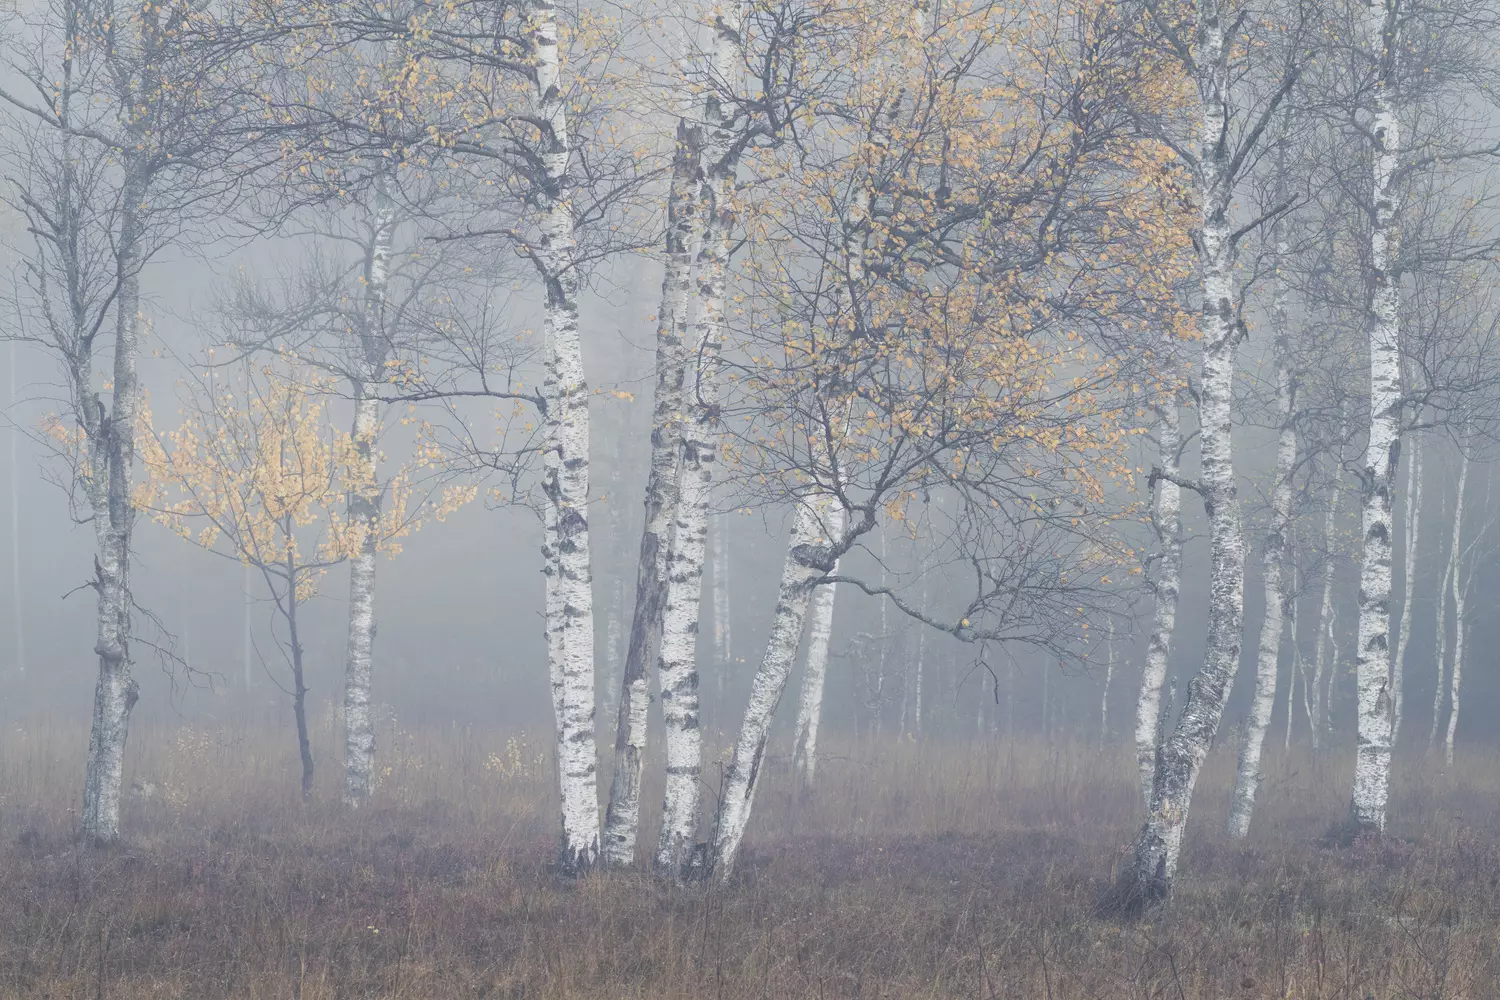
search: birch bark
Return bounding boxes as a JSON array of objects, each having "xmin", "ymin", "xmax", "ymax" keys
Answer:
[
  {"xmin": 1227, "ymin": 305, "xmax": 1296, "ymax": 838},
  {"xmin": 650, "ymin": 0, "xmax": 748, "ymax": 874},
  {"xmin": 601, "ymin": 117, "xmax": 699, "ymax": 866},
  {"xmin": 792, "ymin": 545, "xmax": 842, "ymax": 785},
  {"xmin": 713, "ymin": 498, "xmax": 836, "ymax": 881},
  {"xmin": 1348, "ymin": 0, "xmax": 1402, "ymax": 835},
  {"xmin": 529, "ymin": 0, "xmax": 599, "ymax": 872},
  {"xmin": 654, "ymin": 134, "xmax": 739, "ymax": 876},
  {"xmin": 1122, "ymin": 0, "xmax": 1246, "ymax": 902},
  {"xmin": 1137, "ymin": 402, "xmax": 1182, "ymax": 806},
  {"xmin": 343, "ymin": 168, "xmax": 397, "ymax": 807},
  {"xmin": 653, "ymin": 365, "xmax": 716, "ymax": 876}
]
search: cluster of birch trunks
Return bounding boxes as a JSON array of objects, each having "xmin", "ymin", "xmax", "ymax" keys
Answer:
[{"xmin": 4, "ymin": 0, "xmax": 1500, "ymax": 910}]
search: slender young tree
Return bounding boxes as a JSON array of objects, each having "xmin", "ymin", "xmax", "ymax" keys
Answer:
[
  {"xmin": 138, "ymin": 364, "xmax": 461, "ymax": 796},
  {"xmin": 1227, "ymin": 227, "xmax": 1298, "ymax": 839},
  {"xmin": 3, "ymin": 0, "xmax": 267, "ymax": 842},
  {"xmin": 1441, "ymin": 437, "xmax": 1473, "ymax": 767}
]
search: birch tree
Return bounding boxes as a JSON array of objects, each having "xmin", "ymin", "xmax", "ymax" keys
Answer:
[
  {"xmin": 1227, "ymin": 189, "xmax": 1298, "ymax": 838},
  {"xmin": 137, "ymin": 362, "xmax": 465, "ymax": 796},
  {"xmin": 2, "ymin": 0, "xmax": 267, "ymax": 842},
  {"xmin": 604, "ymin": 0, "xmax": 753, "ymax": 867},
  {"xmin": 711, "ymin": 0, "xmax": 1192, "ymax": 881},
  {"xmin": 1116, "ymin": 0, "xmax": 1303, "ymax": 906},
  {"xmin": 791, "ymin": 566, "xmax": 840, "ymax": 786}
]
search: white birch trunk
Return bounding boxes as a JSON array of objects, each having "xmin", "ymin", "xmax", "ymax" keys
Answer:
[
  {"xmin": 81, "ymin": 180, "xmax": 145, "ymax": 845},
  {"xmin": 1348, "ymin": 0, "xmax": 1402, "ymax": 834},
  {"xmin": 530, "ymin": 0, "xmax": 599, "ymax": 871},
  {"xmin": 1227, "ymin": 312, "xmax": 1296, "ymax": 838},
  {"xmin": 652, "ymin": 6, "xmax": 748, "ymax": 872},
  {"xmin": 654, "ymin": 377, "xmax": 716, "ymax": 877},
  {"xmin": 713, "ymin": 499, "xmax": 836, "ymax": 881},
  {"xmin": 601, "ymin": 124, "xmax": 698, "ymax": 867},
  {"xmin": 1136, "ymin": 403, "xmax": 1182, "ymax": 806},
  {"xmin": 1391, "ymin": 433, "xmax": 1421, "ymax": 744},
  {"xmin": 343, "ymin": 169, "xmax": 397, "ymax": 807},
  {"xmin": 1442, "ymin": 442, "xmax": 1469, "ymax": 768},
  {"xmin": 792, "ymin": 549, "xmax": 841, "ymax": 785},
  {"xmin": 1123, "ymin": 2, "xmax": 1245, "ymax": 901},
  {"xmin": 654, "ymin": 183, "xmax": 736, "ymax": 877}
]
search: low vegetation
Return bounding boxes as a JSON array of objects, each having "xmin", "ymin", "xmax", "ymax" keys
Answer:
[{"xmin": 2, "ymin": 720, "xmax": 1497, "ymax": 999}]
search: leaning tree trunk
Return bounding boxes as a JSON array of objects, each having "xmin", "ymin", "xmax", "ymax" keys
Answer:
[
  {"xmin": 1136, "ymin": 401, "xmax": 1183, "ymax": 807},
  {"xmin": 1390, "ymin": 432, "xmax": 1421, "ymax": 744},
  {"xmin": 713, "ymin": 498, "xmax": 836, "ymax": 881},
  {"xmin": 792, "ymin": 548, "xmax": 842, "ymax": 786},
  {"xmin": 81, "ymin": 184, "xmax": 145, "ymax": 846},
  {"xmin": 343, "ymin": 171, "xmax": 397, "ymax": 807},
  {"xmin": 1120, "ymin": 4, "xmax": 1245, "ymax": 902},
  {"xmin": 1348, "ymin": 0, "xmax": 1402, "ymax": 836},
  {"xmin": 600, "ymin": 117, "xmax": 701, "ymax": 868},
  {"xmin": 1227, "ymin": 307, "xmax": 1296, "ymax": 839},
  {"xmin": 530, "ymin": 0, "xmax": 599, "ymax": 872},
  {"xmin": 1442, "ymin": 440, "xmax": 1470, "ymax": 768}
]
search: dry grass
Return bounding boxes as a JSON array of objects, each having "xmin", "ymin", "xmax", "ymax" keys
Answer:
[{"xmin": 2, "ymin": 715, "xmax": 1499, "ymax": 999}]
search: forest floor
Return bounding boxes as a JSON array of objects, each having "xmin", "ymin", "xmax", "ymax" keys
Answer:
[{"xmin": 1, "ymin": 717, "xmax": 1498, "ymax": 999}]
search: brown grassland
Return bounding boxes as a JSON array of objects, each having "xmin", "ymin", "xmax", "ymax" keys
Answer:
[{"xmin": 1, "ymin": 714, "xmax": 1498, "ymax": 999}]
